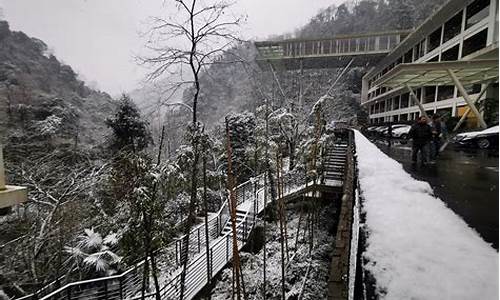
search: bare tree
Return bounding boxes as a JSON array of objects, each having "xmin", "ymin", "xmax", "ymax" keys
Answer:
[
  {"xmin": 11, "ymin": 151, "xmax": 106, "ymax": 286},
  {"xmin": 140, "ymin": 1, "xmax": 242, "ymax": 298}
]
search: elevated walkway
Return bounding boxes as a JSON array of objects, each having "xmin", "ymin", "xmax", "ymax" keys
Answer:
[{"xmin": 255, "ymin": 30, "xmax": 411, "ymax": 70}]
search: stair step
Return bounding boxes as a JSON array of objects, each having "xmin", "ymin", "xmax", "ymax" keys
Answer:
[
  {"xmin": 325, "ymin": 172, "xmax": 343, "ymax": 175},
  {"xmin": 325, "ymin": 173, "xmax": 343, "ymax": 177}
]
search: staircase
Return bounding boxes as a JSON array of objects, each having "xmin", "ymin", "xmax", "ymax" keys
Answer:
[
  {"xmin": 221, "ymin": 209, "xmax": 247, "ymax": 236},
  {"xmin": 323, "ymin": 141, "xmax": 348, "ymax": 186}
]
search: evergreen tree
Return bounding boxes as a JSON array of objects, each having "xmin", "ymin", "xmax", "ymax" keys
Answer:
[
  {"xmin": 106, "ymin": 94, "xmax": 152, "ymax": 153},
  {"xmin": 226, "ymin": 112, "xmax": 257, "ymax": 183}
]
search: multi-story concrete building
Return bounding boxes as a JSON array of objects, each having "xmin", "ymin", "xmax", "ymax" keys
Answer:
[{"xmin": 361, "ymin": 0, "xmax": 499, "ymax": 127}]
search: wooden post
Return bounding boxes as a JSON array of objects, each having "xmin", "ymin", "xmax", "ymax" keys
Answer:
[
  {"xmin": 447, "ymin": 69, "xmax": 488, "ymax": 128},
  {"xmin": 406, "ymin": 84, "xmax": 429, "ymax": 120},
  {"xmin": 225, "ymin": 118, "xmax": 242, "ymax": 300}
]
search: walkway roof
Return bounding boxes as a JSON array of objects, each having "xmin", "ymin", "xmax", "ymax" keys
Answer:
[{"xmin": 372, "ymin": 59, "xmax": 499, "ymax": 88}]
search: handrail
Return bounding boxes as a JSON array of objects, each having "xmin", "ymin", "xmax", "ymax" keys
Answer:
[{"xmin": 26, "ymin": 174, "xmax": 266, "ymax": 300}]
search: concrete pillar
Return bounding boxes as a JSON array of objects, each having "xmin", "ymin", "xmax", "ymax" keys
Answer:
[
  {"xmin": 447, "ymin": 69, "xmax": 488, "ymax": 129},
  {"xmin": 406, "ymin": 85, "xmax": 429, "ymax": 120}
]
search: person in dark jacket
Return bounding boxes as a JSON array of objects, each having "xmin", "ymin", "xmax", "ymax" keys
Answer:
[
  {"xmin": 430, "ymin": 114, "xmax": 442, "ymax": 160},
  {"xmin": 387, "ymin": 124, "xmax": 393, "ymax": 147},
  {"xmin": 409, "ymin": 116, "xmax": 432, "ymax": 164}
]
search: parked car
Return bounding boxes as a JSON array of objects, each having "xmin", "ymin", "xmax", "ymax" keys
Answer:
[
  {"xmin": 374, "ymin": 126, "xmax": 387, "ymax": 135},
  {"xmin": 381, "ymin": 124, "xmax": 409, "ymax": 136},
  {"xmin": 392, "ymin": 125, "xmax": 412, "ymax": 140},
  {"xmin": 452, "ymin": 125, "xmax": 499, "ymax": 149}
]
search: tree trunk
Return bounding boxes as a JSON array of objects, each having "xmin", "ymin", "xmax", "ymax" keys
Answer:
[
  {"xmin": 179, "ymin": 138, "xmax": 199, "ymax": 300},
  {"xmin": 150, "ymin": 249, "xmax": 161, "ymax": 300},
  {"xmin": 225, "ymin": 118, "xmax": 242, "ymax": 300},
  {"xmin": 203, "ymin": 149, "xmax": 211, "ymax": 294}
]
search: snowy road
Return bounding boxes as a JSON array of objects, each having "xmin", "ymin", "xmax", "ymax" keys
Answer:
[{"xmin": 355, "ymin": 131, "xmax": 498, "ymax": 300}]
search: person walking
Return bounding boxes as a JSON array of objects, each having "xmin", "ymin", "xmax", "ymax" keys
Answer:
[
  {"xmin": 409, "ymin": 116, "xmax": 432, "ymax": 165},
  {"xmin": 387, "ymin": 123, "xmax": 393, "ymax": 147},
  {"xmin": 430, "ymin": 114, "xmax": 443, "ymax": 161}
]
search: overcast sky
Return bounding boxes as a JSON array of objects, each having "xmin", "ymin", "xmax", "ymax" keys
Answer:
[{"xmin": 0, "ymin": 0, "xmax": 339, "ymax": 96}]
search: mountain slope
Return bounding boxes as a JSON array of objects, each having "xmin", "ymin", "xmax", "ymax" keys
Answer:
[{"xmin": 0, "ymin": 20, "xmax": 115, "ymax": 148}]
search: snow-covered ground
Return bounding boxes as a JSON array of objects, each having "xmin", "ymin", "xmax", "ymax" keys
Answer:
[
  {"xmin": 354, "ymin": 131, "xmax": 498, "ymax": 299},
  {"xmin": 210, "ymin": 203, "xmax": 337, "ymax": 299}
]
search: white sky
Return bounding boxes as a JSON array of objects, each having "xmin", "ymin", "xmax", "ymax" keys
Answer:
[{"xmin": 0, "ymin": 0, "xmax": 339, "ymax": 96}]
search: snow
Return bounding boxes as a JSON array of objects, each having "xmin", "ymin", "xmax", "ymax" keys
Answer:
[
  {"xmin": 455, "ymin": 125, "xmax": 499, "ymax": 140},
  {"xmin": 354, "ymin": 130, "xmax": 498, "ymax": 300}
]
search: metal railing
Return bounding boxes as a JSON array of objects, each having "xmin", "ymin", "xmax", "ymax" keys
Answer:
[
  {"xmin": 24, "ymin": 174, "xmax": 267, "ymax": 300},
  {"xmin": 131, "ymin": 183, "xmax": 261, "ymax": 300},
  {"xmin": 26, "ymin": 260, "xmax": 146, "ymax": 300},
  {"xmin": 17, "ymin": 158, "xmax": 327, "ymax": 300}
]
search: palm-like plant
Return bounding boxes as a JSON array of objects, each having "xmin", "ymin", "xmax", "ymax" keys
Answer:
[{"xmin": 65, "ymin": 228, "xmax": 122, "ymax": 277}]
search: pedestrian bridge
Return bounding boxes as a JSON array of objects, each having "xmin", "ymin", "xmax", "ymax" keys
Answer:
[{"xmin": 255, "ymin": 30, "xmax": 411, "ymax": 70}]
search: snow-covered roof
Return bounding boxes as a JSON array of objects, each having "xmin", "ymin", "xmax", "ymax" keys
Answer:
[
  {"xmin": 354, "ymin": 131, "xmax": 498, "ymax": 299},
  {"xmin": 373, "ymin": 59, "xmax": 498, "ymax": 88}
]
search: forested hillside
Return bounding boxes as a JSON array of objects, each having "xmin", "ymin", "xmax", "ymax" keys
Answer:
[
  {"xmin": 0, "ymin": 20, "xmax": 118, "ymax": 297},
  {"xmin": 0, "ymin": 21, "xmax": 116, "ymax": 148}
]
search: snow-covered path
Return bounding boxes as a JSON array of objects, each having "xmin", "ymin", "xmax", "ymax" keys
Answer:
[{"xmin": 354, "ymin": 131, "xmax": 498, "ymax": 300}]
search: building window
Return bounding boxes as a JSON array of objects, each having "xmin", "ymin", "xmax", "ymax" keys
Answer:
[
  {"xmin": 416, "ymin": 88, "xmax": 422, "ymax": 102},
  {"xmin": 400, "ymin": 114, "xmax": 408, "ymax": 121},
  {"xmin": 466, "ymin": 0, "xmax": 490, "ymax": 29},
  {"xmin": 359, "ymin": 38, "xmax": 366, "ymax": 51},
  {"xmin": 441, "ymin": 44, "xmax": 459, "ymax": 61},
  {"xmin": 403, "ymin": 49, "xmax": 413, "ymax": 63},
  {"xmin": 380, "ymin": 101, "xmax": 386, "ymax": 112},
  {"xmin": 393, "ymin": 96, "xmax": 400, "ymax": 110},
  {"xmin": 414, "ymin": 39, "xmax": 425, "ymax": 60},
  {"xmin": 349, "ymin": 39, "xmax": 357, "ymax": 52},
  {"xmin": 427, "ymin": 27, "xmax": 442, "ymax": 52},
  {"xmin": 400, "ymin": 93, "xmax": 409, "ymax": 108},
  {"xmin": 341, "ymin": 39, "xmax": 349, "ymax": 52},
  {"xmin": 462, "ymin": 28, "xmax": 488, "ymax": 57},
  {"xmin": 424, "ymin": 86, "xmax": 436, "ymax": 103},
  {"xmin": 436, "ymin": 108, "xmax": 453, "ymax": 119},
  {"xmin": 437, "ymin": 85, "xmax": 455, "ymax": 101},
  {"xmin": 443, "ymin": 10, "xmax": 463, "ymax": 43},
  {"xmin": 389, "ymin": 35, "xmax": 398, "ymax": 48},
  {"xmin": 379, "ymin": 36, "xmax": 389, "ymax": 50},
  {"xmin": 368, "ymin": 37, "xmax": 376, "ymax": 51},
  {"xmin": 393, "ymin": 115, "xmax": 399, "ymax": 122}
]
